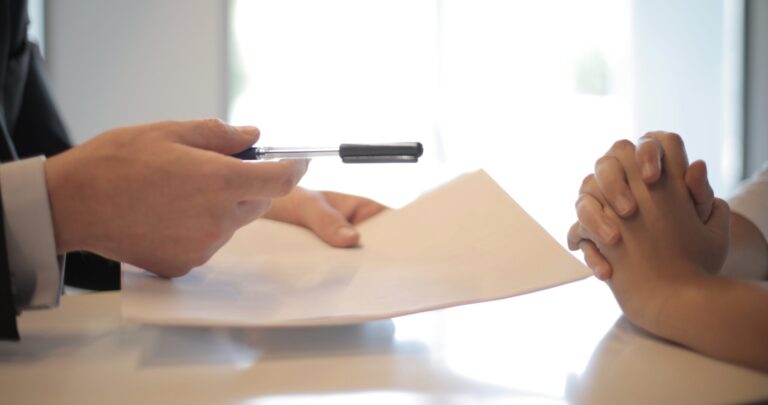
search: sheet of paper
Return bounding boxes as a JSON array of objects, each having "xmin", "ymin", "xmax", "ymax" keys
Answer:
[{"xmin": 122, "ymin": 170, "xmax": 591, "ymax": 327}]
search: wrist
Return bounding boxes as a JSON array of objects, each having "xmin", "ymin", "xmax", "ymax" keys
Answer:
[
  {"xmin": 617, "ymin": 260, "xmax": 707, "ymax": 334},
  {"xmin": 44, "ymin": 153, "xmax": 86, "ymax": 253},
  {"xmin": 643, "ymin": 268, "xmax": 712, "ymax": 339}
]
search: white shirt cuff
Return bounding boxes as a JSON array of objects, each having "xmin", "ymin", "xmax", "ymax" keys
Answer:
[
  {"xmin": 0, "ymin": 156, "xmax": 63, "ymax": 310},
  {"xmin": 729, "ymin": 162, "xmax": 768, "ymax": 244}
]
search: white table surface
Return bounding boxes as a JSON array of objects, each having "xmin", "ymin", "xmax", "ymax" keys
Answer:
[{"xmin": 1, "ymin": 277, "xmax": 767, "ymax": 404}]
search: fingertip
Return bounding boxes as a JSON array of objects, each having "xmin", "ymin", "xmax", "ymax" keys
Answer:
[
  {"xmin": 692, "ymin": 159, "xmax": 707, "ymax": 174},
  {"xmin": 593, "ymin": 264, "xmax": 613, "ymax": 281},
  {"xmin": 237, "ymin": 126, "xmax": 260, "ymax": 143},
  {"xmin": 687, "ymin": 159, "xmax": 706, "ymax": 179},
  {"xmin": 581, "ymin": 241, "xmax": 613, "ymax": 280},
  {"xmin": 332, "ymin": 227, "xmax": 360, "ymax": 247},
  {"xmin": 567, "ymin": 223, "xmax": 582, "ymax": 251},
  {"xmin": 685, "ymin": 159, "xmax": 715, "ymax": 222},
  {"xmin": 636, "ymin": 136, "xmax": 663, "ymax": 183}
]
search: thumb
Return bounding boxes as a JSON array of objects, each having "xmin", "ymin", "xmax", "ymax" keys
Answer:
[
  {"xmin": 706, "ymin": 197, "xmax": 731, "ymax": 238},
  {"xmin": 703, "ymin": 197, "xmax": 731, "ymax": 271},
  {"xmin": 170, "ymin": 119, "xmax": 260, "ymax": 155},
  {"xmin": 301, "ymin": 199, "xmax": 361, "ymax": 248},
  {"xmin": 685, "ymin": 160, "xmax": 714, "ymax": 222}
]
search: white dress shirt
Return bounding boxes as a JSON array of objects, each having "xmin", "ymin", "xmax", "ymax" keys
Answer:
[
  {"xmin": 729, "ymin": 163, "xmax": 768, "ymax": 243},
  {"xmin": 0, "ymin": 156, "xmax": 63, "ymax": 310}
]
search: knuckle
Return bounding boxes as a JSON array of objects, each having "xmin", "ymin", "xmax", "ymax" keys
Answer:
[
  {"xmin": 580, "ymin": 173, "xmax": 596, "ymax": 192},
  {"xmin": 575, "ymin": 196, "xmax": 602, "ymax": 227},
  {"xmin": 611, "ymin": 139, "xmax": 635, "ymax": 154},
  {"xmin": 574, "ymin": 193, "xmax": 594, "ymax": 212},
  {"xmin": 203, "ymin": 118, "xmax": 229, "ymax": 133},
  {"xmin": 663, "ymin": 132, "xmax": 684, "ymax": 148},
  {"xmin": 594, "ymin": 156, "xmax": 618, "ymax": 174}
]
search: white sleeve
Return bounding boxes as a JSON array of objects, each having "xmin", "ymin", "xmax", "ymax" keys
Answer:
[
  {"xmin": 728, "ymin": 163, "xmax": 768, "ymax": 243},
  {"xmin": 0, "ymin": 156, "xmax": 63, "ymax": 310}
]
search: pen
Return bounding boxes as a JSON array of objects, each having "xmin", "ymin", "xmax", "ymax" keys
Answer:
[{"xmin": 231, "ymin": 142, "xmax": 424, "ymax": 163}]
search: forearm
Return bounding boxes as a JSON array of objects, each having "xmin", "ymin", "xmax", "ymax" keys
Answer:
[
  {"xmin": 653, "ymin": 275, "xmax": 768, "ymax": 372},
  {"xmin": 719, "ymin": 213, "xmax": 768, "ymax": 279}
]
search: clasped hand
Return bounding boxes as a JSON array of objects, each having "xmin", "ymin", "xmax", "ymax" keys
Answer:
[{"xmin": 567, "ymin": 132, "xmax": 730, "ymax": 330}]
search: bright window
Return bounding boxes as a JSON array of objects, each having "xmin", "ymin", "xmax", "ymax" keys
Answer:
[{"xmin": 230, "ymin": 0, "xmax": 633, "ymax": 242}]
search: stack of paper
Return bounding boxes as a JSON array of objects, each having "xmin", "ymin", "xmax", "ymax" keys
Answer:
[{"xmin": 122, "ymin": 170, "xmax": 590, "ymax": 326}]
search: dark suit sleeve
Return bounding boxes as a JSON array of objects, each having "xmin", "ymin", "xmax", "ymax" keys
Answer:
[
  {"xmin": 12, "ymin": 43, "xmax": 70, "ymax": 159},
  {"xmin": 0, "ymin": 183, "xmax": 20, "ymax": 341},
  {"xmin": 0, "ymin": 0, "xmax": 20, "ymax": 339},
  {"xmin": 2, "ymin": 3, "xmax": 120, "ymax": 297}
]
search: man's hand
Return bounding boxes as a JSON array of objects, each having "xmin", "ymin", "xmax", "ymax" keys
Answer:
[
  {"xmin": 567, "ymin": 132, "xmax": 715, "ymax": 280},
  {"xmin": 45, "ymin": 119, "xmax": 308, "ymax": 277},
  {"xmin": 264, "ymin": 187, "xmax": 387, "ymax": 247}
]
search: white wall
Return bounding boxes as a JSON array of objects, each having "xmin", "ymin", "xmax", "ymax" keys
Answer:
[
  {"xmin": 745, "ymin": 0, "xmax": 768, "ymax": 176},
  {"xmin": 44, "ymin": 0, "xmax": 744, "ymax": 196},
  {"xmin": 45, "ymin": 0, "xmax": 228, "ymax": 144},
  {"xmin": 632, "ymin": 0, "xmax": 741, "ymax": 195}
]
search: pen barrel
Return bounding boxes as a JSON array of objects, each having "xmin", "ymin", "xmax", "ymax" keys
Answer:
[
  {"xmin": 232, "ymin": 147, "xmax": 339, "ymax": 160},
  {"xmin": 258, "ymin": 147, "xmax": 339, "ymax": 160},
  {"xmin": 340, "ymin": 142, "xmax": 423, "ymax": 163}
]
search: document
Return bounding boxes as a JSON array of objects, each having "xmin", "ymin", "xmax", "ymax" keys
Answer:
[{"xmin": 122, "ymin": 170, "xmax": 591, "ymax": 327}]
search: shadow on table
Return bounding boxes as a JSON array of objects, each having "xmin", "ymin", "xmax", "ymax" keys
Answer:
[
  {"xmin": 0, "ymin": 331, "xmax": 114, "ymax": 363},
  {"xmin": 134, "ymin": 319, "xmax": 532, "ymax": 401},
  {"xmin": 566, "ymin": 317, "xmax": 768, "ymax": 405},
  {"xmin": 136, "ymin": 319, "xmax": 419, "ymax": 368}
]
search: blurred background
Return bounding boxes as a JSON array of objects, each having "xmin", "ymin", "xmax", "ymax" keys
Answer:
[{"xmin": 37, "ymin": 0, "xmax": 768, "ymax": 246}]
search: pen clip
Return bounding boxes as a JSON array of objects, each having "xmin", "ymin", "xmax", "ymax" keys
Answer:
[{"xmin": 339, "ymin": 142, "xmax": 423, "ymax": 163}]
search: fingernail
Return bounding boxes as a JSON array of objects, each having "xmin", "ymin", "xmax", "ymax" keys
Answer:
[
  {"xmin": 642, "ymin": 161, "xmax": 655, "ymax": 179},
  {"xmin": 615, "ymin": 195, "xmax": 633, "ymax": 216},
  {"xmin": 592, "ymin": 267, "xmax": 602, "ymax": 279},
  {"xmin": 600, "ymin": 222, "xmax": 617, "ymax": 243},
  {"xmin": 595, "ymin": 266, "xmax": 610, "ymax": 281},
  {"xmin": 336, "ymin": 227, "xmax": 358, "ymax": 240}
]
